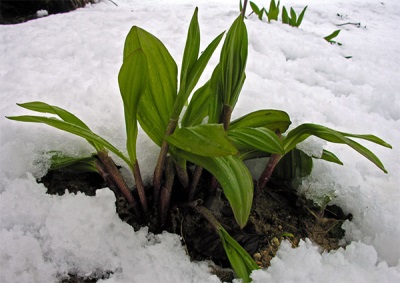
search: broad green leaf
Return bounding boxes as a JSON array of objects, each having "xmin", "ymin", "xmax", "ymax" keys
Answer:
[
  {"xmin": 325, "ymin": 30, "xmax": 341, "ymax": 42},
  {"xmin": 230, "ymin": 109, "xmax": 291, "ymax": 133},
  {"xmin": 181, "ymin": 81, "xmax": 211, "ymax": 127},
  {"xmin": 296, "ymin": 6, "xmax": 308, "ymax": 27},
  {"xmin": 6, "ymin": 115, "xmax": 131, "ymax": 168},
  {"xmin": 218, "ymin": 227, "xmax": 260, "ymax": 283},
  {"xmin": 118, "ymin": 49, "xmax": 148, "ymax": 163},
  {"xmin": 123, "ymin": 26, "xmax": 177, "ymax": 146},
  {"xmin": 176, "ymin": 150, "xmax": 253, "ymax": 228},
  {"xmin": 17, "ymin": 102, "xmax": 101, "ymax": 150},
  {"xmin": 219, "ymin": 15, "xmax": 248, "ymax": 109},
  {"xmin": 166, "ymin": 124, "xmax": 238, "ymax": 157},
  {"xmin": 316, "ymin": 149, "xmax": 343, "ymax": 165},
  {"xmin": 228, "ymin": 127, "xmax": 285, "ymax": 154},
  {"xmin": 273, "ymin": 148, "xmax": 313, "ymax": 180},
  {"xmin": 283, "ymin": 123, "xmax": 390, "ymax": 173}
]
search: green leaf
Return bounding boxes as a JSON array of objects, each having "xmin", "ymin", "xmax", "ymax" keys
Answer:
[
  {"xmin": 230, "ymin": 109, "xmax": 291, "ymax": 133},
  {"xmin": 166, "ymin": 124, "xmax": 238, "ymax": 157},
  {"xmin": 181, "ymin": 81, "xmax": 211, "ymax": 127},
  {"xmin": 228, "ymin": 127, "xmax": 285, "ymax": 154},
  {"xmin": 218, "ymin": 227, "xmax": 260, "ymax": 283},
  {"xmin": 273, "ymin": 148, "xmax": 313, "ymax": 180},
  {"xmin": 123, "ymin": 26, "xmax": 178, "ymax": 147},
  {"xmin": 238, "ymin": 149, "xmax": 269, "ymax": 161},
  {"xmin": 268, "ymin": 0, "xmax": 280, "ymax": 21},
  {"xmin": 324, "ymin": 30, "xmax": 341, "ymax": 42},
  {"xmin": 16, "ymin": 102, "xmax": 101, "ymax": 151},
  {"xmin": 174, "ymin": 29, "xmax": 224, "ymax": 119},
  {"xmin": 219, "ymin": 15, "xmax": 248, "ymax": 109},
  {"xmin": 118, "ymin": 49, "xmax": 148, "ymax": 163},
  {"xmin": 208, "ymin": 64, "xmax": 224, "ymax": 124},
  {"xmin": 250, "ymin": 1, "xmax": 261, "ymax": 16},
  {"xmin": 282, "ymin": 6, "xmax": 289, "ymax": 24},
  {"xmin": 180, "ymin": 7, "xmax": 200, "ymax": 92},
  {"xmin": 296, "ymin": 6, "xmax": 307, "ymax": 27},
  {"xmin": 283, "ymin": 123, "xmax": 391, "ymax": 173},
  {"xmin": 184, "ymin": 31, "xmax": 224, "ymax": 101},
  {"xmin": 316, "ymin": 149, "xmax": 343, "ymax": 165},
  {"xmin": 176, "ymin": 151, "xmax": 253, "ymax": 228},
  {"xmin": 290, "ymin": 7, "xmax": 297, "ymax": 26},
  {"xmin": 6, "ymin": 115, "xmax": 131, "ymax": 168},
  {"xmin": 338, "ymin": 131, "xmax": 392, "ymax": 148},
  {"xmin": 49, "ymin": 153, "xmax": 99, "ymax": 173}
]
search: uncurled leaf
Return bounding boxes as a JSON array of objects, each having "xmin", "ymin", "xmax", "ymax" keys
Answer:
[
  {"xmin": 123, "ymin": 26, "xmax": 178, "ymax": 147},
  {"xmin": 6, "ymin": 115, "xmax": 131, "ymax": 168},
  {"xmin": 230, "ymin": 109, "xmax": 291, "ymax": 133},
  {"xmin": 228, "ymin": 127, "xmax": 285, "ymax": 154},
  {"xmin": 176, "ymin": 148, "xmax": 253, "ymax": 228},
  {"xmin": 16, "ymin": 102, "xmax": 101, "ymax": 150},
  {"xmin": 283, "ymin": 123, "xmax": 391, "ymax": 173},
  {"xmin": 118, "ymin": 49, "xmax": 148, "ymax": 163},
  {"xmin": 166, "ymin": 124, "xmax": 237, "ymax": 157}
]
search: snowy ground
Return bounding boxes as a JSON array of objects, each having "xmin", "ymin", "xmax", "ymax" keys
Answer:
[{"xmin": 1, "ymin": 0, "xmax": 399, "ymax": 282}]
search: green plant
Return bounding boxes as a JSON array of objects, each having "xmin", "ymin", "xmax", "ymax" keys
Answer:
[
  {"xmin": 6, "ymin": 7, "xmax": 392, "ymax": 282},
  {"xmin": 325, "ymin": 29, "xmax": 342, "ymax": 45},
  {"xmin": 265, "ymin": 0, "xmax": 280, "ymax": 22},
  {"xmin": 249, "ymin": 1, "xmax": 265, "ymax": 20},
  {"xmin": 282, "ymin": 5, "xmax": 308, "ymax": 27}
]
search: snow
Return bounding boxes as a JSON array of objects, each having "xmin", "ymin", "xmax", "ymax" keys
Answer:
[{"xmin": 0, "ymin": 0, "xmax": 399, "ymax": 282}]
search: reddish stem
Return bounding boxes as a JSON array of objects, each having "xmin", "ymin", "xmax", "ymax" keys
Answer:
[
  {"xmin": 256, "ymin": 154, "xmax": 282, "ymax": 192},
  {"xmin": 133, "ymin": 160, "xmax": 148, "ymax": 218},
  {"xmin": 97, "ymin": 150, "xmax": 135, "ymax": 205}
]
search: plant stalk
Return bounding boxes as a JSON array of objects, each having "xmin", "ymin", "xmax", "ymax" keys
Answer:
[
  {"xmin": 153, "ymin": 118, "xmax": 179, "ymax": 205},
  {"xmin": 188, "ymin": 165, "xmax": 203, "ymax": 201},
  {"xmin": 190, "ymin": 203, "xmax": 222, "ymax": 233},
  {"xmin": 133, "ymin": 160, "xmax": 149, "ymax": 218},
  {"xmin": 256, "ymin": 131, "xmax": 283, "ymax": 192},
  {"xmin": 241, "ymin": 0, "xmax": 249, "ymax": 19},
  {"xmin": 256, "ymin": 153, "xmax": 282, "ymax": 192},
  {"xmin": 97, "ymin": 150, "xmax": 135, "ymax": 205},
  {"xmin": 222, "ymin": 104, "xmax": 233, "ymax": 131},
  {"xmin": 159, "ymin": 157, "xmax": 175, "ymax": 226}
]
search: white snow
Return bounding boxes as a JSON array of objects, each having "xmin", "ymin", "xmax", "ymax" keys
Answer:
[{"xmin": 1, "ymin": 0, "xmax": 399, "ymax": 282}]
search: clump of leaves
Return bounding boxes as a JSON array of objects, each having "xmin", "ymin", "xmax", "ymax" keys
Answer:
[
  {"xmin": 265, "ymin": 0, "xmax": 280, "ymax": 22},
  {"xmin": 282, "ymin": 5, "xmax": 308, "ymax": 27},
  {"xmin": 6, "ymin": 7, "xmax": 392, "ymax": 283}
]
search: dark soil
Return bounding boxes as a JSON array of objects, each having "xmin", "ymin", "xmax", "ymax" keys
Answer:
[
  {"xmin": 0, "ymin": 0, "xmax": 96, "ymax": 25},
  {"xmin": 39, "ymin": 168, "xmax": 351, "ymax": 283}
]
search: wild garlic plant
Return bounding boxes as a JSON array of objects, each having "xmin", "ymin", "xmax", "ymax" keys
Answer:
[{"xmin": 7, "ymin": 7, "xmax": 392, "ymax": 283}]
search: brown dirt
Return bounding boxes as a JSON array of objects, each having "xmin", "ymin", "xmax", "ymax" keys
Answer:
[{"xmin": 39, "ymin": 169, "xmax": 351, "ymax": 282}]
